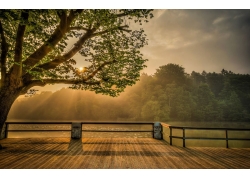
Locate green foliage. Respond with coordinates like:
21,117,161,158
0,9,153,96
141,100,170,121
154,63,186,86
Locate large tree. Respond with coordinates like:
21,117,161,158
0,10,153,133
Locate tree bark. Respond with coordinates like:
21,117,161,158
0,86,20,135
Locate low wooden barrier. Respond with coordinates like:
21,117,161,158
4,121,154,138
161,123,250,148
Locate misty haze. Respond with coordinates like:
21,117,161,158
7,64,250,138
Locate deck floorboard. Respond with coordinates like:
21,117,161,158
0,138,250,169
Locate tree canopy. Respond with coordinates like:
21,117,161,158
0,9,153,96
0,9,154,133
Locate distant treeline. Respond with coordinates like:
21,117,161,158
8,64,250,122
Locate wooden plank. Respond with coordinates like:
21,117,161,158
0,138,250,169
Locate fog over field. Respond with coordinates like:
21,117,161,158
8,64,250,129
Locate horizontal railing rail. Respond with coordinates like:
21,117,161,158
167,125,250,148
6,121,154,124
168,125,250,131
4,121,154,138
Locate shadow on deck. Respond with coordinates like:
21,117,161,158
0,137,250,169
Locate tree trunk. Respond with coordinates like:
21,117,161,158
0,123,6,140
0,87,20,137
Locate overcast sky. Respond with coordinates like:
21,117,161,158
140,9,250,75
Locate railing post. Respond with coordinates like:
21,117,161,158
183,128,185,147
152,123,154,138
226,129,228,148
153,122,162,140
170,127,172,145
71,123,82,139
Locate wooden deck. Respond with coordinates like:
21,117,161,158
0,137,250,169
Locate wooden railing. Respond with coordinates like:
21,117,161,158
5,122,72,138
167,125,250,148
4,121,154,138
5,121,249,148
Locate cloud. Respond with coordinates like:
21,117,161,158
212,17,228,25
141,9,250,74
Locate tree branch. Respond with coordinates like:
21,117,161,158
25,10,129,75
0,20,8,87
37,28,96,71
21,78,101,94
85,59,118,81
21,53,118,94
23,60,117,93
25,59,117,91
10,10,29,80
56,10,67,20
35,24,128,72
20,78,101,94
117,26,132,33
23,10,83,73
37,79,101,86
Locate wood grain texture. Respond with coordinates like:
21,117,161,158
0,138,250,169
